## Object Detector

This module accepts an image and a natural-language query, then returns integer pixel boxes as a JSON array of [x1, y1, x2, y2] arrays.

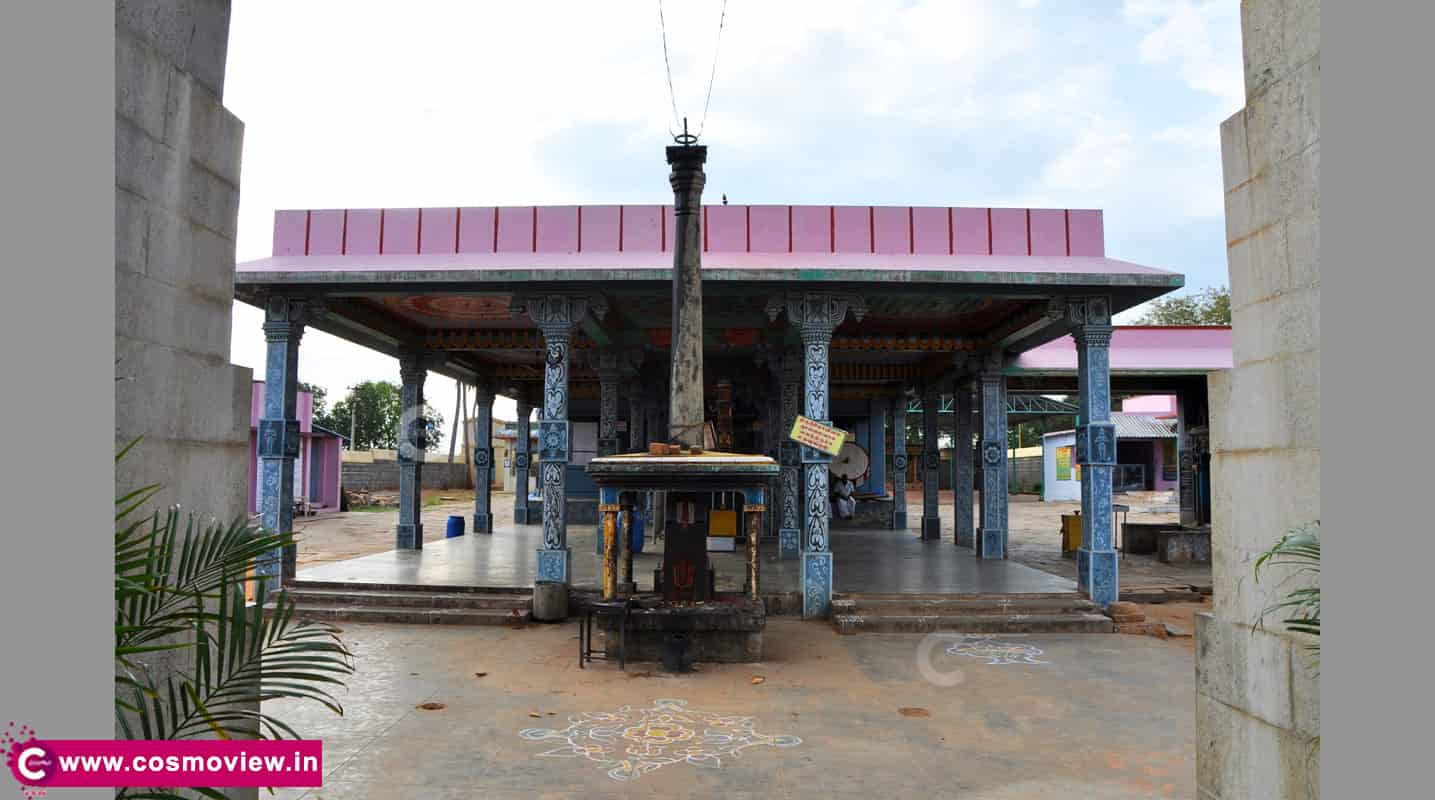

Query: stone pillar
[[594, 353, 622, 556], [666, 143, 708, 448], [777, 355, 802, 558], [513, 399, 534, 524], [600, 497, 620, 600], [1073, 296, 1118, 607], [520, 294, 606, 587], [627, 387, 644, 453], [770, 294, 865, 617], [920, 385, 941, 540], [1176, 390, 1198, 527], [471, 382, 495, 534], [977, 361, 1008, 559], [396, 349, 431, 551], [867, 398, 887, 496], [597, 353, 621, 456], [890, 393, 908, 530], [954, 379, 976, 548], [620, 499, 636, 594], [744, 500, 763, 600], [642, 372, 668, 536], [257, 296, 313, 583], [975, 395, 984, 537]]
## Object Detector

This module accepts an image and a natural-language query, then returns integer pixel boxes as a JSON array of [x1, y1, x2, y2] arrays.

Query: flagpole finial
[[674, 116, 698, 146]]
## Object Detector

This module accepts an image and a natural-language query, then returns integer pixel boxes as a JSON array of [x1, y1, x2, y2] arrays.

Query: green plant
[[115, 438, 354, 799], [1254, 520, 1320, 671]]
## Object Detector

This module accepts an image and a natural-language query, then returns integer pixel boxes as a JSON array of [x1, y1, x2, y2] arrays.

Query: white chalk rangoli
[[945, 635, 1050, 665], [519, 698, 801, 781]]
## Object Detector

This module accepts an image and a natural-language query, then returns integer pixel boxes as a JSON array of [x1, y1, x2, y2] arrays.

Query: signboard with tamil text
[[788, 415, 848, 456]]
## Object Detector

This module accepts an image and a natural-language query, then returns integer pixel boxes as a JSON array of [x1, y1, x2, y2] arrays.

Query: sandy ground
[[292, 489, 483, 570]]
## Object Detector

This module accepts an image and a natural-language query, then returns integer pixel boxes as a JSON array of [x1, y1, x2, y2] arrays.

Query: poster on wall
[[1056, 446, 1072, 481]]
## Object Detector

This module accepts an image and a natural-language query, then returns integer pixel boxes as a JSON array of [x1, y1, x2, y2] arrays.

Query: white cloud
[[1122, 0, 1244, 109]]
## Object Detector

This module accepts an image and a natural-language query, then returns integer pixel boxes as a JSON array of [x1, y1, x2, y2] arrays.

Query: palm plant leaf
[[115, 437, 355, 799], [1254, 521, 1320, 674]]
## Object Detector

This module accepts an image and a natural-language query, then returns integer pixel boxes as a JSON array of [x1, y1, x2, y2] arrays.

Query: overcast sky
[[223, 0, 1242, 449]]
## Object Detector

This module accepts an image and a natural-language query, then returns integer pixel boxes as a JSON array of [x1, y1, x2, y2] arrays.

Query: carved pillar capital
[[666, 144, 708, 211], [397, 349, 436, 385], [1052, 294, 1113, 329], [766, 293, 867, 340], [512, 293, 608, 337], [262, 296, 323, 342]]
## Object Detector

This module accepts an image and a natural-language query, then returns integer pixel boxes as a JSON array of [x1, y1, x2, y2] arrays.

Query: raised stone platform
[[600, 594, 766, 663]]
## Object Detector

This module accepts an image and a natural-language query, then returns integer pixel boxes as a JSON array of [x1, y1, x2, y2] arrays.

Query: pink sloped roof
[[237, 249, 1171, 279], [267, 205, 1107, 258], [241, 204, 1181, 294], [1013, 326, 1233, 373]]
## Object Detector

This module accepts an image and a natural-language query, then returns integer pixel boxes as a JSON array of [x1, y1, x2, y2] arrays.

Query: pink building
[[1120, 394, 1178, 418], [247, 382, 345, 515]]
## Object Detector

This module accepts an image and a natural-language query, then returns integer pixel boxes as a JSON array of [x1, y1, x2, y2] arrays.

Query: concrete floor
[[296, 510, 1075, 595], [293, 490, 1206, 595], [264, 619, 1195, 799]]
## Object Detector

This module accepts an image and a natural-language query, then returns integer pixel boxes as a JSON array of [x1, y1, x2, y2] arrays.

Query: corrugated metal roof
[[1111, 413, 1176, 439]]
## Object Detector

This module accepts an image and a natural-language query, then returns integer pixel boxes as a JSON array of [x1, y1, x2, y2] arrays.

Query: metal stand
[[578, 598, 631, 670]]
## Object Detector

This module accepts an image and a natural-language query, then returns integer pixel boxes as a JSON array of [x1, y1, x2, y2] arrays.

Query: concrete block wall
[[115, 0, 250, 524], [1199, 0, 1320, 798], [1008, 455, 1042, 494], [341, 460, 472, 493], [113, 2, 255, 784]]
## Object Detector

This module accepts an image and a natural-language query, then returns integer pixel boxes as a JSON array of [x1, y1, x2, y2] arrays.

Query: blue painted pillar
[[1074, 296, 1119, 607], [396, 349, 431, 551], [257, 296, 313, 584], [920, 385, 942, 540], [512, 400, 534, 524], [771, 293, 865, 617], [978, 360, 1008, 559], [471, 382, 494, 534], [955, 379, 976, 548], [890, 393, 908, 529], [524, 294, 605, 587], [867, 397, 886, 497], [777, 353, 802, 559]]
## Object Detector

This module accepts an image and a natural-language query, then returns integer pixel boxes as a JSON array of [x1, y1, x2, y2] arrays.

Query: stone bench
[[1156, 527, 1212, 564]]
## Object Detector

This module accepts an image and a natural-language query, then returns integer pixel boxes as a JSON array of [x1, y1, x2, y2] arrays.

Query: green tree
[[1137, 285, 1231, 325], [325, 381, 444, 452]]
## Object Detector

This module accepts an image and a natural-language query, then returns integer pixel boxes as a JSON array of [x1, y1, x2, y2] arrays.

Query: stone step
[[831, 596, 1100, 616], [274, 588, 532, 611], [833, 591, 1083, 602], [271, 603, 531, 626], [832, 612, 1115, 635], [287, 580, 531, 595]]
